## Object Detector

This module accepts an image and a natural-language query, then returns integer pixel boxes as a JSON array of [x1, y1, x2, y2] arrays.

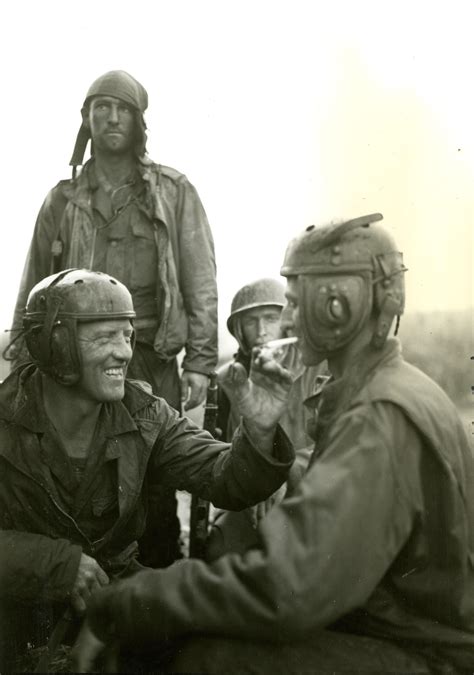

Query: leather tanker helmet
[[227, 278, 286, 353], [24, 269, 136, 385], [280, 214, 406, 362]]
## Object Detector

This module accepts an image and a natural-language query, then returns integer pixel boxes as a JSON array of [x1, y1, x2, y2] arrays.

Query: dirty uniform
[[86, 339, 474, 673], [0, 364, 292, 668], [11, 158, 218, 567]]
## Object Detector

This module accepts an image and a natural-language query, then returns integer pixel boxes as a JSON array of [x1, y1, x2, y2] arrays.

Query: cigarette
[[262, 336, 299, 349]]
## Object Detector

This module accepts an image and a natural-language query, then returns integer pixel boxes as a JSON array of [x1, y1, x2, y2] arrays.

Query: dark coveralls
[[0, 364, 292, 669]]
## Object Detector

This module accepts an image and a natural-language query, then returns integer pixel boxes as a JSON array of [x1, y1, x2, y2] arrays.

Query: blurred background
[[0, 0, 472, 433]]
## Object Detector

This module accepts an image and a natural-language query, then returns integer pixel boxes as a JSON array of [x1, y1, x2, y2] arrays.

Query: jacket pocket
[[130, 221, 158, 290]]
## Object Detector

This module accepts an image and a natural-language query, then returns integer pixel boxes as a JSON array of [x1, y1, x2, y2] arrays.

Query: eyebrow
[[86, 328, 133, 339], [93, 97, 129, 106]]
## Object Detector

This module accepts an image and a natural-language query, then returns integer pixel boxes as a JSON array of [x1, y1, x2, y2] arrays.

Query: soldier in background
[[8, 70, 218, 568], [207, 278, 326, 562]]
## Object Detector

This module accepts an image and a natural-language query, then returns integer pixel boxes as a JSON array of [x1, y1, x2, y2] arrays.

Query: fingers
[[71, 554, 109, 616], [96, 566, 110, 586], [184, 381, 207, 410], [225, 362, 248, 387], [71, 593, 87, 616], [180, 377, 189, 404], [181, 372, 209, 410], [251, 347, 294, 386], [70, 620, 107, 673]]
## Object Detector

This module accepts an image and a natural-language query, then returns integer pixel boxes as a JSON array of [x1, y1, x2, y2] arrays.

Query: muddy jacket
[[11, 159, 218, 374], [0, 364, 293, 606], [88, 339, 474, 670]]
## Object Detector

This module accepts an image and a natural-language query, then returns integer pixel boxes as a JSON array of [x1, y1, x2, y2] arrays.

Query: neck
[[42, 375, 101, 441], [94, 152, 136, 188]]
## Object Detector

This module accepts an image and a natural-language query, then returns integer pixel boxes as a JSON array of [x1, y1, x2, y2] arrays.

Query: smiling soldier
[[0, 269, 294, 671]]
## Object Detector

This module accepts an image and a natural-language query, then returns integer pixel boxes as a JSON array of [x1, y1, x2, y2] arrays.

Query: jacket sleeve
[[148, 399, 294, 511], [88, 402, 420, 647], [174, 176, 218, 375], [0, 530, 82, 602], [11, 185, 67, 347]]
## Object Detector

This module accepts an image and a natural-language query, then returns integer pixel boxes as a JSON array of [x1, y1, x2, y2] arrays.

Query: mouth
[[104, 367, 125, 380]]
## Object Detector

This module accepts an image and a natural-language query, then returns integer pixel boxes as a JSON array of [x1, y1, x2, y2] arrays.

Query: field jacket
[[11, 159, 218, 374], [90, 339, 474, 670], [0, 364, 293, 606]]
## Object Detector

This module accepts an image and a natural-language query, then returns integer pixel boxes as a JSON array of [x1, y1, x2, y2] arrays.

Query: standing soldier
[[8, 70, 218, 568]]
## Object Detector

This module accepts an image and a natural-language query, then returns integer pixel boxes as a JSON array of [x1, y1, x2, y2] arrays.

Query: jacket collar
[[62, 159, 152, 215], [0, 364, 153, 437], [304, 338, 402, 446]]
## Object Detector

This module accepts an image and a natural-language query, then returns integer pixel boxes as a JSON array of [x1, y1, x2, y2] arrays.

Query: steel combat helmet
[[23, 269, 136, 386], [281, 213, 406, 361], [69, 70, 149, 170], [227, 278, 286, 353]]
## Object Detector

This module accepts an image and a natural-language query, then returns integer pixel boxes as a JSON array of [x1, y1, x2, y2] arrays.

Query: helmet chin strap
[[371, 257, 407, 349], [371, 295, 402, 349]]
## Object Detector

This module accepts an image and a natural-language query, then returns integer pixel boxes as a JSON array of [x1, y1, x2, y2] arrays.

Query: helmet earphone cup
[[298, 274, 373, 358]]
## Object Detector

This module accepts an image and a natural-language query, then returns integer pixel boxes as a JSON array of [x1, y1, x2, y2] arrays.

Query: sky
[[0, 0, 472, 353]]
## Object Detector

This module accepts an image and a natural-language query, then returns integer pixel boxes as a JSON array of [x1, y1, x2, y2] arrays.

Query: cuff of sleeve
[[181, 357, 218, 376], [240, 422, 295, 467], [182, 367, 212, 376]]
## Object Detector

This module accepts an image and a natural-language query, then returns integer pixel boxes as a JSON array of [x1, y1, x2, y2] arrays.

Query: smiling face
[[75, 319, 134, 402], [84, 95, 136, 156]]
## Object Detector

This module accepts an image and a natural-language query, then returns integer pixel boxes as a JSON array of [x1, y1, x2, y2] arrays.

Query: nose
[[112, 334, 133, 362], [256, 318, 267, 339], [108, 103, 119, 124]]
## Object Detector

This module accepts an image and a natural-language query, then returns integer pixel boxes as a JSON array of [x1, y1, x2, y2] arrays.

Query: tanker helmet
[[281, 214, 406, 361], [23, 269, 136, 386], [227, 278, 286, 353]]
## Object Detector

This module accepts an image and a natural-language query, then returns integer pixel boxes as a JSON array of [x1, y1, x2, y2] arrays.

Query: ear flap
[[299, 274, 373, 357], [24, 319, 81, 386], [50, 323, 81, 385]]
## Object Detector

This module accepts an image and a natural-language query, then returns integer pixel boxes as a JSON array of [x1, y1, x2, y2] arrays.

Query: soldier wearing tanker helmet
[[74, 215, 474, 674], [0, 269, 295, 672], [9, 69, 219, 568]]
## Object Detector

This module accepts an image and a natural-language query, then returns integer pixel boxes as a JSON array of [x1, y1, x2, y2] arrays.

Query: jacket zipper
[[9, 461, 94, 549]]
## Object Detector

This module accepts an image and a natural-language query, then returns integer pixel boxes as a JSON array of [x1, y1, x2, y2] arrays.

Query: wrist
[[243, 420, 276, 453]]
